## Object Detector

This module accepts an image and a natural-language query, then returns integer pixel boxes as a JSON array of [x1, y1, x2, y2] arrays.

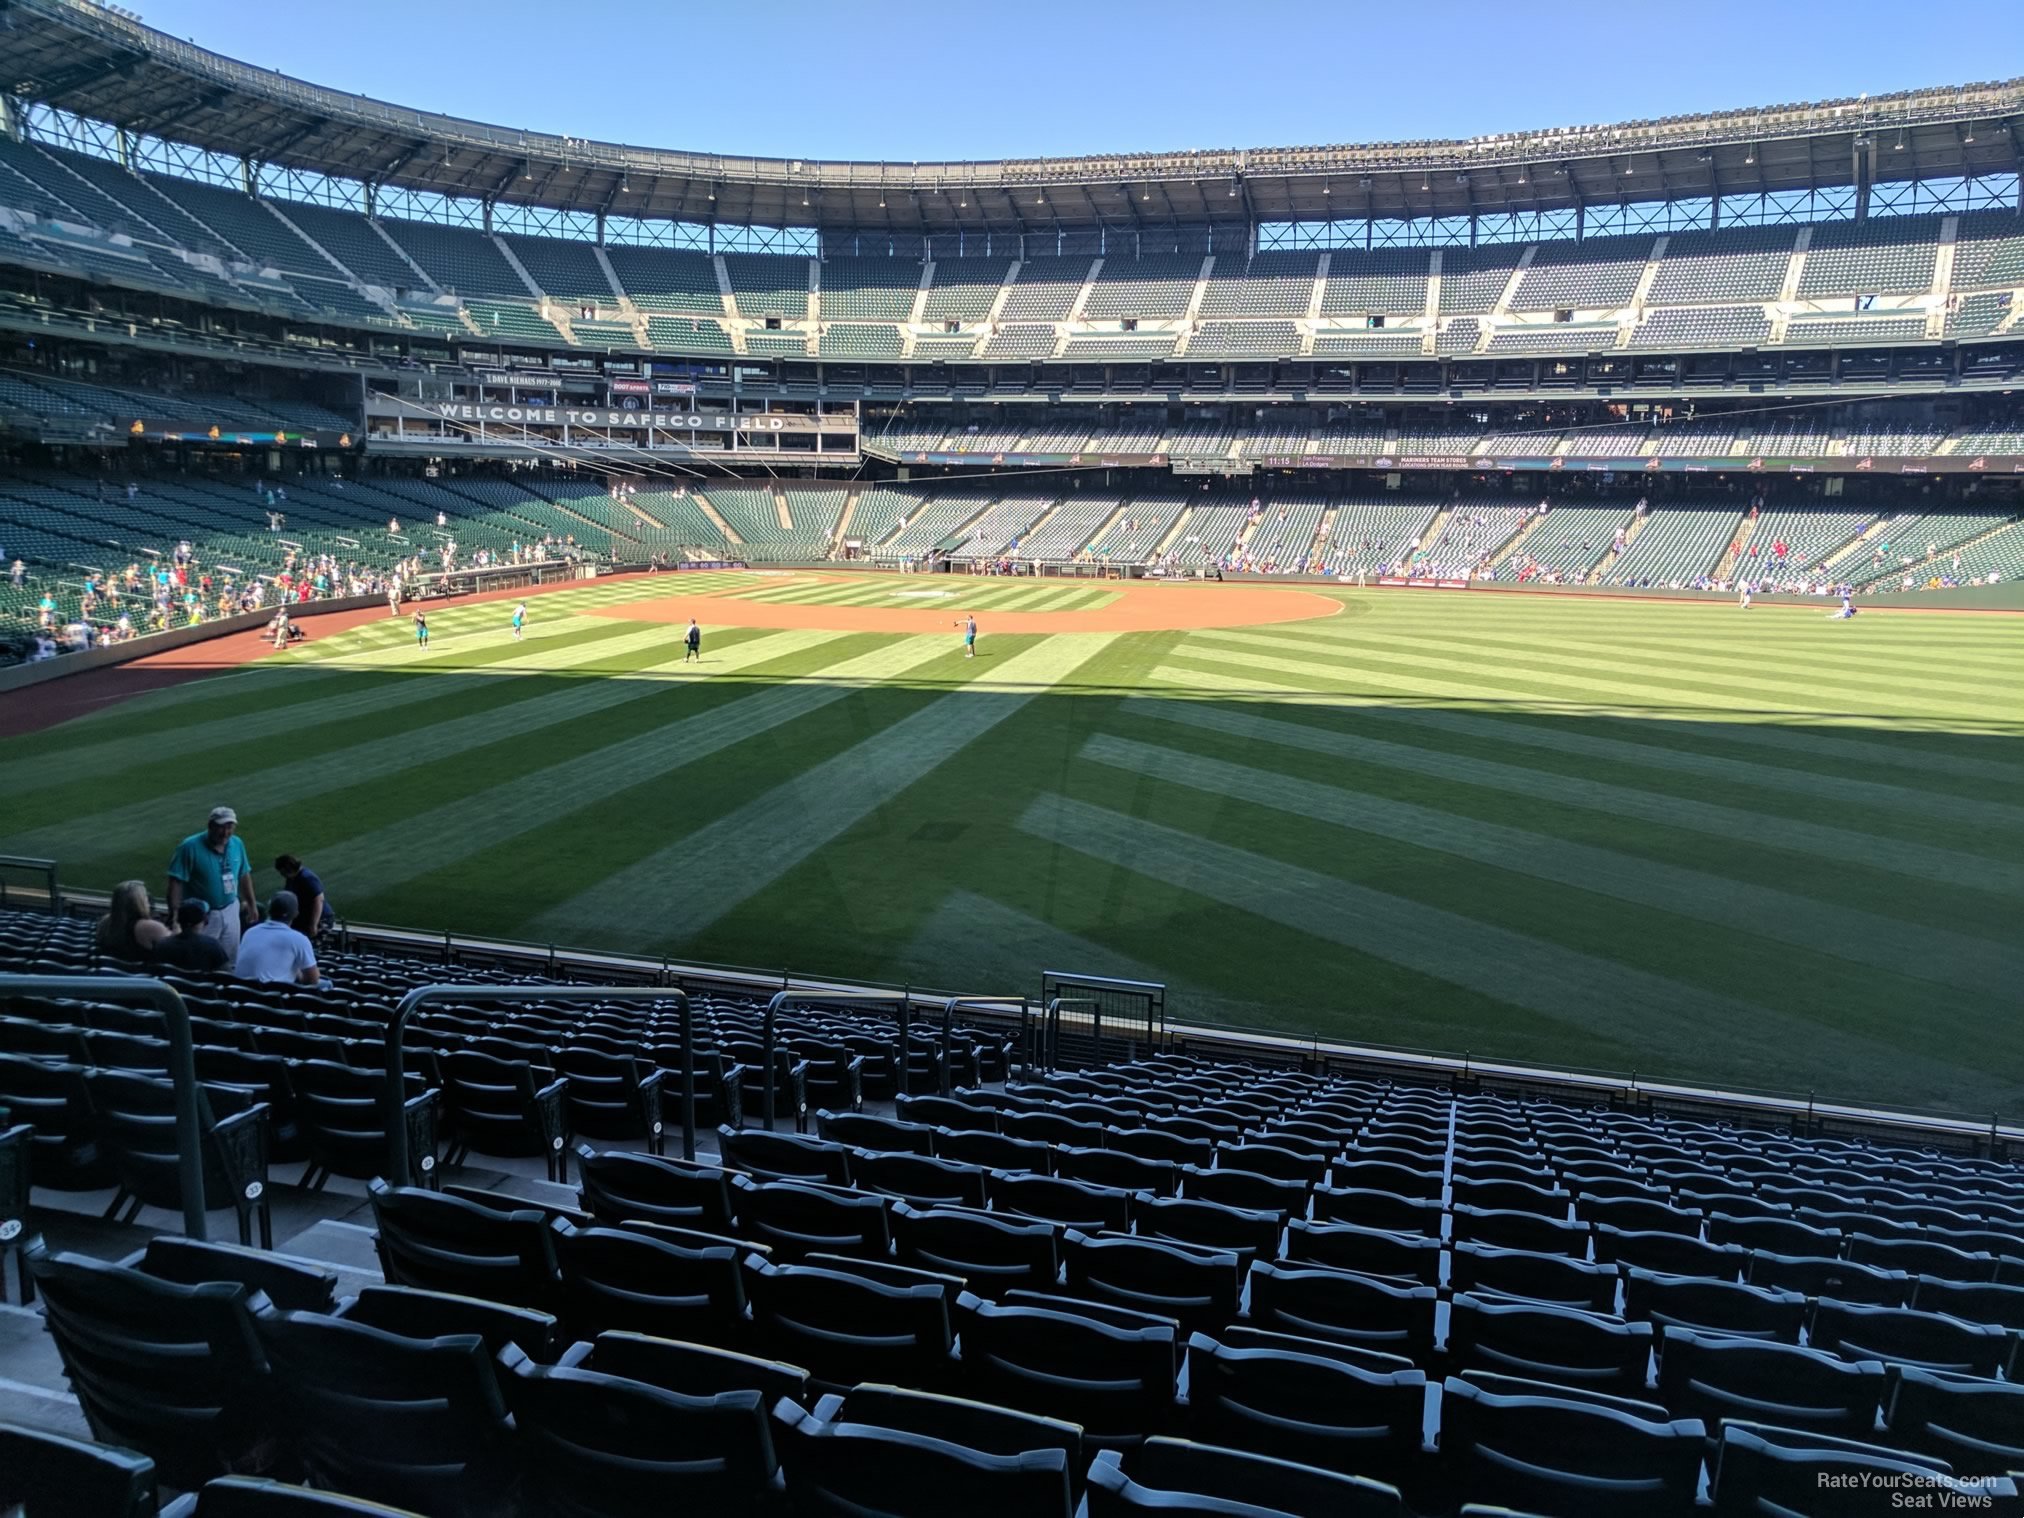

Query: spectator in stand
[[274, 853, 332, 943], [167, 806, 256, 960], [152, 899, 230, 973], [9, 559, 23, 589], [235, 891, 319, 985], [96, 880, 171, 962]]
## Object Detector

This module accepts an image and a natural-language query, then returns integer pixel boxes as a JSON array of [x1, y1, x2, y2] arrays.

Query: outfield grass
[[6, 571, 2022, 1120]]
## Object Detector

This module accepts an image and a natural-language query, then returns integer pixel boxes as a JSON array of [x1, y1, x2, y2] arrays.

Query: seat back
[[550, 1222, 746, 1340], [958, 1295, 1178, 1443], [576, 1147, 735, 1230], [1183, 1331, 1425, 1487], [731, 1176, 892, 1259], [890, 1203, 1058, 1292], [503, 1356, 779, 1518], [1441, 1375, 1704, 1518], [1808, 1298, 2011, 1377], [0, 1421, 158, 1518], [772, 1400, 1072, 1517], [1063, 1231, 1242, 1333], [1447, 1293, 1654, 1397], [1710, 1421, 2006, 1517], [1245, 1261, 1439, 1363], [717, 1126, 853, 1185], [365, 1178, 561, 1311], [1882, 1363, 2024, 1477], [1655, 1327, 1883, 1441], [28, 1248, 270, 1491], [1451, 1241, 1617, 1312], [745, 1260, 953, 1388], [1623, 1267, 1808, 1343], [252, 1309, 513, 1516]]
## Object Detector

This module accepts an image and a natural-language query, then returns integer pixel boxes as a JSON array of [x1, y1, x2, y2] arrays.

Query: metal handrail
[[0, 858, 61, 915], [0, 973, 207, 1238], [384, 983, 695, 1182], [937, 997, 1027, 1097], [1041, 997, 1099, 1073], [759, 988, 912, 1131]]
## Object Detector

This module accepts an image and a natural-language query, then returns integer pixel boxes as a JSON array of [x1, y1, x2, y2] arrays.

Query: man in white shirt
[[235, 891, 320, 985]]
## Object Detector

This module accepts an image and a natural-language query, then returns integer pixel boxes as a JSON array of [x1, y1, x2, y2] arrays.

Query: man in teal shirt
[[166, 806, 256, 959]]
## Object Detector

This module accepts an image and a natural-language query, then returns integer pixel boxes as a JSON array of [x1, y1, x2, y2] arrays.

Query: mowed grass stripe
[[1582, 714, 2024, 785], [1135, 678, 2024, 897], [531, 634, 1115, 945], [1018, 793, 1976, 1102], [1229, 622, 2024, 715], [1081, 732, 2024, 1000], [1, 628, 828, 860], [321, 633, 951, 904], [1185, 630, 2017, 727], [1177, 646, 2024, 831]]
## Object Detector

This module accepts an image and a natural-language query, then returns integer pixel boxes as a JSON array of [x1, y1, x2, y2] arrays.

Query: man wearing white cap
[[166, 805, 256, 959]]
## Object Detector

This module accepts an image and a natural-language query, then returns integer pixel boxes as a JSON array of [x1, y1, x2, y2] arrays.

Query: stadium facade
[[0, 0, 2020, 612]]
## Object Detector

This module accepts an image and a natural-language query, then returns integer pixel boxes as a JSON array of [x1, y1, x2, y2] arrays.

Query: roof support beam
[[11, 47, 146, 104]]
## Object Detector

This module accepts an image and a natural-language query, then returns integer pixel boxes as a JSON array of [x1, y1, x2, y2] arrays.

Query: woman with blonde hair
[[97, 880, 170, 961]]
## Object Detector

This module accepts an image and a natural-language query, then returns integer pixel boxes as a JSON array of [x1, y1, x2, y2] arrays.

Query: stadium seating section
[[4, 901, 2023, 1515]]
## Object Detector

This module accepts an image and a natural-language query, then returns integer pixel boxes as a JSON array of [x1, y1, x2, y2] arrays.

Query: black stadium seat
[[1708, 1421, 2016, 1517], [1244, 1261, 1439, 1363], [576, 1146, 737, 1230], [0, 1421, 158, 1518], [1281, 1219, 1441, 1286], [1062, 1230, 1242, 1333], [1621, 1267, 1808, 1343], [891, 1201, 1060, 1291], [549, 1221, 749, 1341], [366, 1179, 562, 1312], [957, 1294, 1181, 1444], [1085, 1436, 1406, 1515], [498, 1347, 784, 1517], [1882, 1363, 2024, 1477], [1183, 1330, 1427, 1490], [772, 1398, 1073, 1517], [745, 1258, 956, 1388], [1807, 1298, 2013, 1378], [29, 1246, 277, 1490], [1655, 1327, 1884, 1443], [1446, 1293, 1655, 1398], [1440, 1375, 1705, 1518]]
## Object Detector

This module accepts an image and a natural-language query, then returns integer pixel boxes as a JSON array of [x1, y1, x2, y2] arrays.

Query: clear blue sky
[[133, 0, 2022, 163]]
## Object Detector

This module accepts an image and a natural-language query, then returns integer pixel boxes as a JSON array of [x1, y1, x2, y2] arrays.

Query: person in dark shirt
[[151, 900, 230, 973], [274, 854, 332, 941]]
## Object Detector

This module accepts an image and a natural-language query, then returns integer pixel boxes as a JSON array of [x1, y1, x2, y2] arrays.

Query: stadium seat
[[1809, 1299, 2015, 1377], [86, 1068, 272, 1247], [890, 1201, 1059, 1291], [0, 1053, 107, 1190], [558, 1329, 807, 1404], [804, 1383, 1085, 1496], [1281, 1219, 1441, 1286], [1084, 1436, 1406, 1515], [1244, 1261, 1439, 1363], [1447, 1293, 1655, 1398], [120, 1235, 335, 1312], [366, 1179, 562, 1311], [1062, 1230, 1243, 1333], [1621, 1267, 1809, 1343], [1136, 1195, 1284, 1263], [295, 1059, 440, 1192], [1590, 1223, 1746, 1279], [1310, 1186, 1446, 1236], [554, 1047, 666, 1156], [1881, 1363, 2024, 1477], [1707, 1421, 2015, 1517], [0, 1421, 158, 1518], [439, 1050, 570, 1182], [251, 1306, 516, 1517], [1439, 1375, 1705, 1518], [717, 1125, 853, 1185], [745, 1258, 956, 1388], [846, 1147, 990, 1208], [772, 1398, 1073, 1517], [1909, 1276, 2024, 1332], [548, 1220, 748, 1341], [498, 1346, 784, 1516], [29, 1246, 276, 1489], [1450, 1204, 1589, 1258], [332, 1283, 560, 1363], [818, 1110, 936, 1154], [731, 1175, 892, 1259], [1183, 1330, 1427, 1489], [990, 1170, 1141, 1232], [576, 1146, 736, 1230], [1450, 1242, 1618, 1312], [1746, 1249, 1910, 1307], [1655, 1327, 1884, 1442], [956, 1294, 1181, 1443], [161, 1478, 427, 1516], [0, 1123, 32, 1302]]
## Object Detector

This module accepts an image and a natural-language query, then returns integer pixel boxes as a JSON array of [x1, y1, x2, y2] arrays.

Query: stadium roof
[[3, 0, 2022, 234]]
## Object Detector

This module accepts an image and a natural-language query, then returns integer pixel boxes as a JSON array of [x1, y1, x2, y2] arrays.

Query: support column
[[1853, 138, 1873, 222], [1575, 202, 1586, 241], [0, 95, 18, 142], [595, 212, 606, 245], [241, 156, 256, 195], [116, 127, 132, 168], [483, 200, 494, 233]]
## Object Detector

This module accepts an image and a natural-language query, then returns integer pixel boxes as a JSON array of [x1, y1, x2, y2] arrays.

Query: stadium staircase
[[521, 485, 638, 545], [771, 485, 794, 534], [1713, 514, 1760, 580], [1586, 510, 1649, 582], [1152, 506, 1194, 559], [491, 235, 545, 299], [371, 219, 441, 291], [828, 487, 861, 555], [614, 491, 669, 532], [1408, 504, 1456, 559], [1891, 515, 2020, 580], [1927, 217, 1960, 340], [686, 490, 745, 546], [1821, 516, 1902, 573]]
